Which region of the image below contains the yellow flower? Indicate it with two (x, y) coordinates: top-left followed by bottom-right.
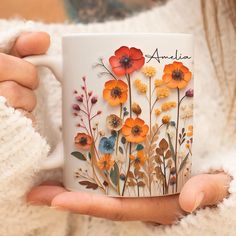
(142, 66), (156, 77)
(154, 79), (163, 87)
(133, 79), (147, 94)
(139, 84), (147, 93)
(154, 109), (161, 116)
(187, 125), (193, 137)
(134, 79), (141, 87)
(188, 125), (193, 131)
(185, 143), (190, 149)
(156, 87), (170, 99)
(162, 115), (171, 124)
(161, 101), (177, 111)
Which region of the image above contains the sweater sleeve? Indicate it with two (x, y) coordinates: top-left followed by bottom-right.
(0, 23), (53, 201)
(0, 96), (50, 200)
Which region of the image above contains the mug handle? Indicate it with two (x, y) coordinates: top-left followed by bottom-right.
(25, 55), (64, 170)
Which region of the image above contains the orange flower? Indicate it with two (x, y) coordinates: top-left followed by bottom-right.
(121, 117), (149, 143)
(103, 79), (128, 106)
(187, 125), (193, 137)
(130, 150), (147, 170)
(162, 115), (171, 124)
(109, 46), (145, 76)
(162, 61), (192, 89)
(74, 133), (93, 150)
(97, 154), (115, 171)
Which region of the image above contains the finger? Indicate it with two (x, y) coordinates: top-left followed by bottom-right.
(50, 190), (183, 224)
(39, 181), (63, 186)
(10, 32), (50, 58)
(0, 53), (38, 89)
(0, 81), (37, 111)
(179, 173), (231, 213)
(27, 185), (66, 206)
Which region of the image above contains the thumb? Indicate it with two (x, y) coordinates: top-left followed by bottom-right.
(179, 173), (231, 213)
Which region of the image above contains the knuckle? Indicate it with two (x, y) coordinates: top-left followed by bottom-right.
(0, 81), (21, 104)
(27, 64), (38, 89)
(28, 92), (37, 111)
(2, 81), (20, 95)
(210, 181), (222, 203)
(0, 53), (6, 71)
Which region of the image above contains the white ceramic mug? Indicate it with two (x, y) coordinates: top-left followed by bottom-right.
(26, 33), (194, 197)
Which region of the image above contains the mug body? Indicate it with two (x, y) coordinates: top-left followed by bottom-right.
(62, 33), (194, 197)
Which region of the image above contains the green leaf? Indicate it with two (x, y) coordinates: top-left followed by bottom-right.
(110, 162), (119, 186)
(88, 152), (92, 160)
(71, 151), (87, 161)
(167, 134), (175, 162)
(136, 144), (144, 151)
(178, 153), (190, 173)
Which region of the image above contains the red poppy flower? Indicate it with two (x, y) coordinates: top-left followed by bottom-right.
(109, 46), (145, 76)
(74, 133), (93, 150)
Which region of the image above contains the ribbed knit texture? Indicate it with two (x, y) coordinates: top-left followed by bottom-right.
(0, 0), (235, 235)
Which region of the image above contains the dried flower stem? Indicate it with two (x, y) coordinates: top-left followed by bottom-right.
(174, 88), (180, 192)
(122, 74), (133, 196)
(151, 98), (159, 113)
(147, 77), (154, 196)
(82, 81), (119, 194)
(97, 59), (118, 80)
(115, 104), (123, 155)
(81, 79), (105, 190)
(149, 77), (152, 135)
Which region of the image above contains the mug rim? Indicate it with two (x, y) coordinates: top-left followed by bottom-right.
(62, 32), (193, 39)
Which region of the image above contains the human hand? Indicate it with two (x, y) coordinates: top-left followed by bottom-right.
(0, 32), (50, 121)
(28, 172), (230, 225)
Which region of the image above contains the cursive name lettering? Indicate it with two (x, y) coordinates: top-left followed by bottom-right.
(145, 48), (191, 63)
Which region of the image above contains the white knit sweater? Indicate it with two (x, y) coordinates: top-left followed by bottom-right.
(0, 0), (236, 235)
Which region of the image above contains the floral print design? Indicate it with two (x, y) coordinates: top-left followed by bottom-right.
(121, 118), (149, 143)
(103, 79), (128, 106)
(71, 46), (193, 197)
(74, 133), (93, 150)
(109, 46), (145, 76)
(162, 61), (192, 89)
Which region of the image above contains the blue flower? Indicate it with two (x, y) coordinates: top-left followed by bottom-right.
(98, 136), (116, 154)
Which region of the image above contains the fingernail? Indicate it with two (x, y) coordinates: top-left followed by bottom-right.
(192, 192), (205, 212)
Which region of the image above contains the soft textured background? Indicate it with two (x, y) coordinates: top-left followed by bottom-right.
(0, 0), (167, 23)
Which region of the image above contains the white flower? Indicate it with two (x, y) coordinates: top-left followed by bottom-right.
(180, 102), (193, 119)
(178, 151), (187, 159)
(114, 154), (126, 164)
(166, 126), (175, 138)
